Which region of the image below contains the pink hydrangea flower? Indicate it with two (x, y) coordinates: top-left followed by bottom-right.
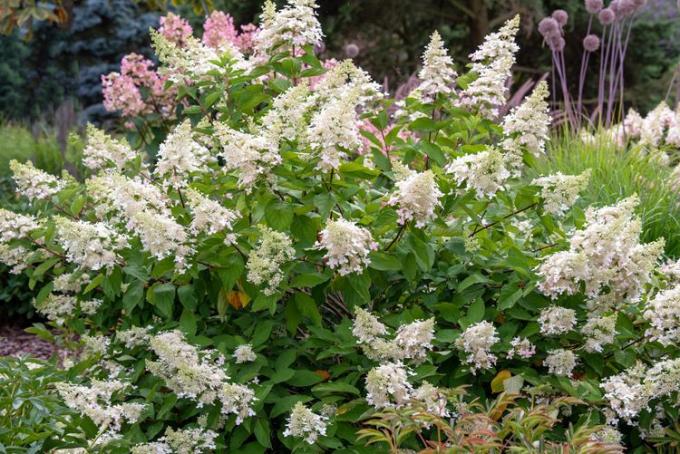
(202, 11), (239, 48)
(236, 23), (258, 52)
(159, 12), (193, 47)
(101, 73), (146, 117)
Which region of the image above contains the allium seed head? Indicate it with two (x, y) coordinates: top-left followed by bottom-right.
(551, 9), (569, 26)
(585, 0), (604, 14)
(344, 43), (359, 58)
(598, 8), (616, 24)
(583, 34), (601, 52)
(538, 17), (560, 38)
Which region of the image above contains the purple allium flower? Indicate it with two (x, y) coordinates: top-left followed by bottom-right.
(548, 36), (566, 52)
(344, 43), (359, 58)
(552, 9), (569, 26)
(618, 0), (637, 16)
(598, 8), (616, 24)
(583, 34), (601, 52)
(538, 17), (560, 38)
(585, 0), (604, 14)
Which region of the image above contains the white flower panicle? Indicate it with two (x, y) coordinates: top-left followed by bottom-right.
(283, 401), (328, 445)
(446, 147), (510, 198)
(507, 337), (536, 359)
(35, 293), (78, 326)
(393, 318), (436, 362)
(643, 285), (680, 346)
(416, 31), (457, 101)
(254, 0), (323, 59)
(233, 344), (257, 364)
(246, 226), (295, 295)
(263, 82), (314, 144)
(537, 196), (664, 310)
(53, 272), (90, 294)
(154, 120), (212, 188)
(214, 122), (281, 191)
(639, 102), (674, 148)
(388, 170), (442, 227)
(458, 16), (520, 118)
(352, 307), (388, 343)
(128, 210), (191, 269)
(581, 314), (617, 353)
(10, 160), (64, 200)
(602, 359), (680, 423)
(146, 330), (256, 423)
(55, 379), (144, 442)
(532, 170), (591, 216)
(133, 427), (218, 454)
(454, 321), (500, 373)
(185, 189), (239, 239)
(413, 381), (449, 417)
(502, 81), (551, 157)
(0, 208), (40, 242)
(83, 124), (137, 171)
(116, 326), (151, 349)
(538, 305), (577, 336)
(0, 244), (31, 274)
(152, 31), (247, 83)
(54, 216), (128, 271)
(544, 349), (577, 377)
(308, 90), (363, 172)
(312, 60), (383, 107)
(365, 361), (413, 408)
(315, 218), (377, 275)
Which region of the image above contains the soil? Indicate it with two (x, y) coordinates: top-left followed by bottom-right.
(0, 324), (61, 360)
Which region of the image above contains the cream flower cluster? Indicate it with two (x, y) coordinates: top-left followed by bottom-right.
(446, 147), (510, 198)
(602, 358), (680, 423)
(54, 216), (128, 271)
(0, 208), (40, 242)
(352, 308), (435, 363)
(507, 337), (536, 359)
(116, 326), (151, 349)
(10, 160), (64, 201)
(415, 31), (457, 102)
(83, 125), (137, 172)
(544, 348), (577, 377)
(387, 170), (442, 227)
(458, 16), (520, 118)
(185, 189), (239, 240)
(538, 305), (576, 336)
(246, 226), (295, 295)
(132, 427), (218, 454)
(254, 0), (323, 59)
(0, 244), (32, 274)
(154, 120), (212, 188)
(283, 401), (328, 445)
(643, 285), (680, 346)
(214, 122), (281, 192)
(35, 293), (78, 326)
(581, 314), (617, 353)
(315, 218), (377, 275)
(233, 344), (257, 364)
(537, 196), (664, 310)
(454, 321), (500, 373)
(532, 170), (591, 216)
(365, 361), (414, 408)
(502, 80), (551, 158)
(55, 379), (145, 445)
(146, 330), (255, 424)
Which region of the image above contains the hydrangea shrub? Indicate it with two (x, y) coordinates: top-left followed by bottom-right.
(2, 1), (680, 452)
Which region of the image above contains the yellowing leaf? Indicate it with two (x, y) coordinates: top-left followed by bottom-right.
(227, 290), (251, 310)
(491, 369), (512, 393)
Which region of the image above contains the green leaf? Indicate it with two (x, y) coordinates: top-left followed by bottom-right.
(179, 309), (197, 336)
(287, 370), (324, 387)
(265, 200), (294, 231)
(251, 320), (274, 346)
(312, 382), (361, 397)
(290, 272), (330, 288)
(149, 283), (175, 319)
(122, 280), (145, 312)
(293, 293), (322, 326)
(368, 252), (402, 271)
(177, 285), (197, 310)
(253, 418), (271, 448)
(466, 298), (485, 324)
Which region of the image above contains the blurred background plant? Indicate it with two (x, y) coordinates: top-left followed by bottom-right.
(1, 0), (678, 125)
(0, 122), (83, 321)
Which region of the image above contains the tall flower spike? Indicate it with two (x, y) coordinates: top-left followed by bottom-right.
(502, 80), (551, 157)
(253, 0), (323, 60)
(532, 170), (591, 216)
(154, 120), (212, 189)
(283, 402), (328, 445)
(314, 218), (377, 275)
(9, 160), (64, 201)
(54, 216), (128, 271)
(458, 16), (520, 118)
(445, 147), (510, 198)
(82, 124), (137, 172)
(246, 226), (296, 295)
(185, 189), (239, 239)
(388, 170), (442, 227)
(416, 31), (457, 102)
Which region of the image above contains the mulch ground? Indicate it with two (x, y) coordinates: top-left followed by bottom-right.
(0, 324), (61, 360)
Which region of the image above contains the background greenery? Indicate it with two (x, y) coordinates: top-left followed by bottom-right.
(0, 0), (678, 123)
